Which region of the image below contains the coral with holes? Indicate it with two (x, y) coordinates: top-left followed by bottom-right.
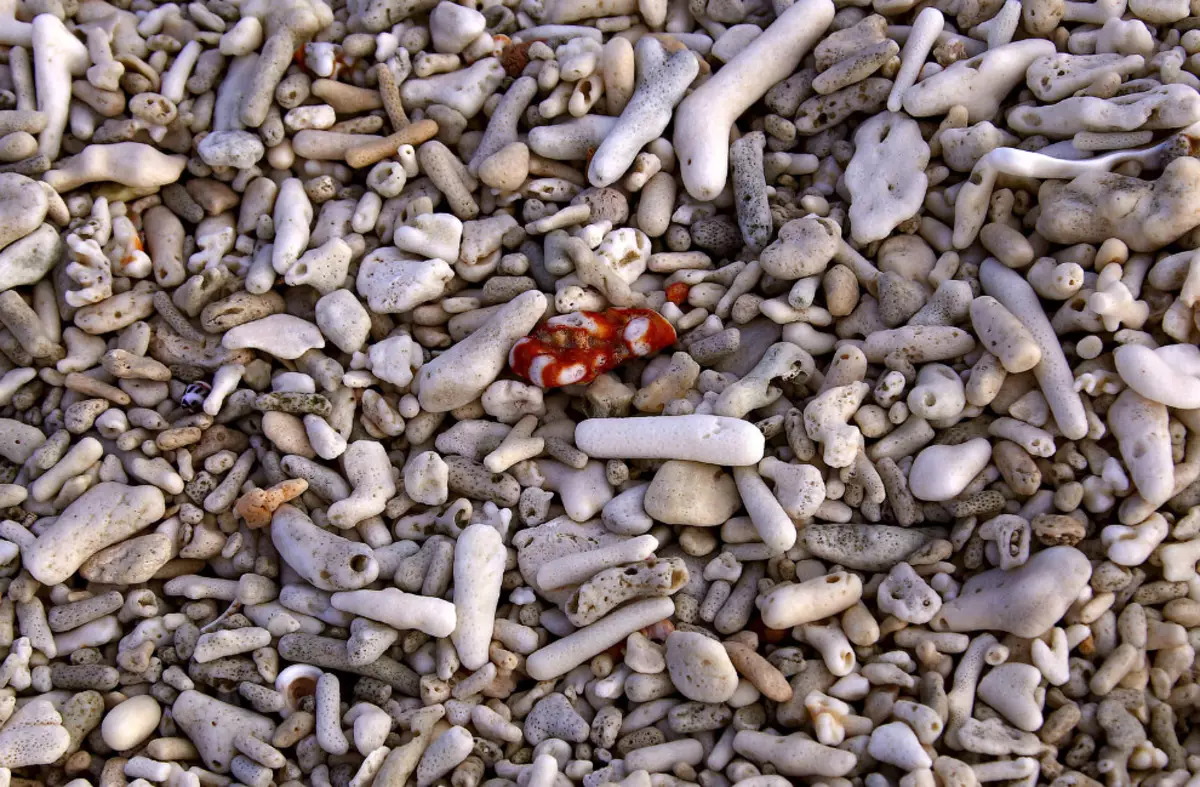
(876, 561), (942, 624)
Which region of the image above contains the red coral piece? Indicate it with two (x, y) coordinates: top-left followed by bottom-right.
(498, 37), (535, 78)
(509, 308), (677, 388)
(665, 282), (689, 305)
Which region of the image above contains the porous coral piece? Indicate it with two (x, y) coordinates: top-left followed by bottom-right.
(1036, 156), (1200, 252)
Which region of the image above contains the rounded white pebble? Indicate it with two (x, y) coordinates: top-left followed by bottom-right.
(666, 630), (739, 702)
(907, 438), (992, 501)
(101, 695), (162, 751)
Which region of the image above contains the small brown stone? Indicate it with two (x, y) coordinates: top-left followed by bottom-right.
(1031, 513), (1087, 546)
